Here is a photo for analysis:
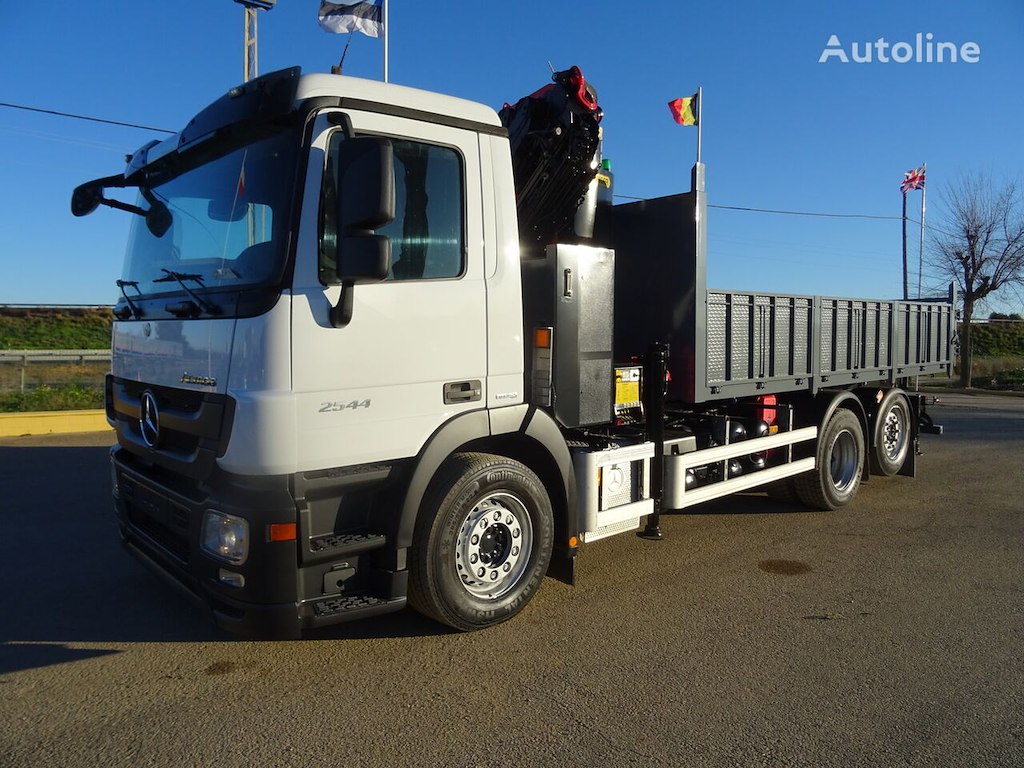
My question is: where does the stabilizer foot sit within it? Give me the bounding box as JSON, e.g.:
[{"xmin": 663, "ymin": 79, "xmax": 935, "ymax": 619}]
[{"xmin": 639, "ymin": 521, "xmax": 663, "ymax": 540}]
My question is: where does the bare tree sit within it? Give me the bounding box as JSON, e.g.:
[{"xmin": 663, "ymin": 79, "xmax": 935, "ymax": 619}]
[{"xmin": 929, "ymin": 173, "xmax": 1024, "ymax": 386}]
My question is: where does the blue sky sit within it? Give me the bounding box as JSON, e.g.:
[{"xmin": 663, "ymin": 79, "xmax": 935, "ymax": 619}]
[{"xmin": 1, "ymin": 0, "xmax": 1022, "ymax": 311}]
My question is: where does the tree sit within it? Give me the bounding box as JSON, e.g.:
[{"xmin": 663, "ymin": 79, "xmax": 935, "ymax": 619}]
[{"xmin": 929, "ymin": 173, "xmax": 1024, "ymax": 386}]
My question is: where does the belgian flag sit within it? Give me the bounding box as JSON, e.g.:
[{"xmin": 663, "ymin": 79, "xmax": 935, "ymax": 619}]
[{"xmin": 668, "ymin": 93, "xmax": 699, "ymax": 126}]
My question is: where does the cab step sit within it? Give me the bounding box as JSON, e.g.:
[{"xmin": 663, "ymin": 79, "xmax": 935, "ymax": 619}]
[
  {"xmin": 307, "ymin": 594, "xmax": 406, "ymax": 627},
  {"xmin": 309, "ymin": 532, "xmax": 387, "ymax": 556}
]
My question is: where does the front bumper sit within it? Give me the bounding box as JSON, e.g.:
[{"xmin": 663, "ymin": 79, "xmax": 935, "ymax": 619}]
[
  {"xmin": 111, "ymin": 446, "xmax": 408, "ymax": 637},
  {"xmin": 112, "ymin": 445, "xmax": 304, "ymax": 638}
]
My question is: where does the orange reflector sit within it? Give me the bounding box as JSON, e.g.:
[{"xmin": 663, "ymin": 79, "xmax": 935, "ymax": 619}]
[
  {"xmin": 568, "ymin": 536, "xmax": 579, "ymax": 548},
  {"xmin": 534, "ymin": 327, "xmax": 552, "ymax": 349},
  {"xmin": 269, "ymin": 523, "xmax": 297, "ymax": 542}
]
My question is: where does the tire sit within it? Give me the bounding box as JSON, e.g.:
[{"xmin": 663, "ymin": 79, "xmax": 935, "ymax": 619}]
[
  {"xmin": 764, "ymin": 478, "xmax": 798, "ymax": 504},
  {"xmin": 408, "ymin": 452, "xmax": 554, "ymax": 631},
  {"xmin": 794, "ymin": 408, "xmax": 865, "ymax": 510},
  {"xmin": 871, "ymin": 389, "xmax": 911, "ymax": 477}
]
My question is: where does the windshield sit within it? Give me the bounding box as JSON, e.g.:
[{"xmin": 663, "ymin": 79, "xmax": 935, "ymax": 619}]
[{"xmin": 121, "ymin": 129, "xmax": 298, "ymax": 297}]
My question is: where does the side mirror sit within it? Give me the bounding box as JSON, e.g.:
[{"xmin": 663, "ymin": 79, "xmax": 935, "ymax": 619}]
[
  {"xmin": 338, "ymin": 136, "xmax": 396, "ymax": 232},
  {"xmin": 71, "ymin": 183, "xmax": 102, "ymax": 217},
  {"xmin": 329, "ymin": 136, "xmax": 395, "ymax": 328},
  {"xmin": 146, "ymin": 200, "xmax": 173, "ymax": 238},
  {"xmin": 335, "ymin": 137, "xmax": 395, "ymax": 285},
  {"xmin": 72, "ymin": 177, "xmax": 172, "ymax": 238}
]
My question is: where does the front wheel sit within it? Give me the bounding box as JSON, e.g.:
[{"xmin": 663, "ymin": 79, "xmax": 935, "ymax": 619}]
[
  {"xmin": 794, "ymin": 408, "xmax": 865, "ymax": 510},
  {"xmin": 408, "ymin": 453, "xmax": 554, "ymax": 631}
]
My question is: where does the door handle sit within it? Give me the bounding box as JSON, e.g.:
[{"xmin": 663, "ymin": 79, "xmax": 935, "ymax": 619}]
[{"xmin": 444, "ymin": 380, "xmax": 482, "ymax": 404}]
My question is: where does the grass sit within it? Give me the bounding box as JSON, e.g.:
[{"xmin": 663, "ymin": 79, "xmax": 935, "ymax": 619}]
[
  {"xmin": 927, "ymin": 355, "xmax": 1024, "ymax": 392},
  {"xmin": 966, "ymin": 355, "xmax": 1024, "ymax": 377},
  {"xmin": 0, "ymin": 384, "xmax": 104, "ymax": 413},
  {"xmin": 969, "ymin": 358, "xmax": 1024, "ymax": 391},
  {"xmin": 0, "ymin": 307, "xmax": 112, "ymax": 350},
  {"xmin": 1, "ymin": 307, "xmax": 110, "ymax": 411}
]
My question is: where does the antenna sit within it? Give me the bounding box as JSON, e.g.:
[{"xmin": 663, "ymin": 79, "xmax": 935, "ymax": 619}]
[
  {"xmin": 233, "ymin": 0, "xmax": 276, "ymax": 82},
  {"xmin": 331, "ymin": 32, "xmax": 355, "ymax": 75}
]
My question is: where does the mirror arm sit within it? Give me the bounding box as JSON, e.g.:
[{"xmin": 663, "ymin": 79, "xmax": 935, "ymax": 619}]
[
  {"xmin": 329, "ymin": 282, "xmax": 356, "ymax": 328},
  {"xmin": 99, "ymin": 197, "xmax": 149, "ymax": 217}
]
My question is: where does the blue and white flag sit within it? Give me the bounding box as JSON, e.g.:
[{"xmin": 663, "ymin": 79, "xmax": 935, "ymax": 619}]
[{"xmin": 318, "ymin": 1, "xmax": 384, "ymax": 38}]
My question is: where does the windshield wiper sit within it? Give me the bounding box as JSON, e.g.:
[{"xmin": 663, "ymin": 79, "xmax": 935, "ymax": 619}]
[
  {"xmin": 154, "ymin": 269, "xmax": 222, "ymax": 316},
  {"xmin": 114, "ymin": 280, "xmax": 144, "ymax": 320}
]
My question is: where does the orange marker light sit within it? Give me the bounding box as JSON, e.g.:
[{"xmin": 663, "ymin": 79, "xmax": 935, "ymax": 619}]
[
  {"xmin": 534, "ymin": 327, "xmax": 552, "ymax": 349},
  {"xmin": 269, "ymin": 523, "xmax": 297, "ymax": 542},
  {"xmin": 568, "ymin": 536, "xmax": 579, "ymax": 548}
]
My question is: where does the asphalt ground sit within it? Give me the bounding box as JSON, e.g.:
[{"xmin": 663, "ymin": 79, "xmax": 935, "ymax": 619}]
[{"xmin": 1, "ymin": 392, "xmax": 1021, "ymax": 767}]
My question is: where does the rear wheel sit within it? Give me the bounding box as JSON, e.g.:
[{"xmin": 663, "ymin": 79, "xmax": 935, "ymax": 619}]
[
  {"xmin": 871, "ymin": 389, "xmax": 911, "ymax": 476},
  {"xmin": 409, "ymin": 453, "xmax": 554, "ymax": 631},
  {"xmin": 764, "ymin": 478, "xmax": 799, "ymax": 504},
  {"xmin": 795, "ymin": 408, "xmax": 865, "ymax": 510}
]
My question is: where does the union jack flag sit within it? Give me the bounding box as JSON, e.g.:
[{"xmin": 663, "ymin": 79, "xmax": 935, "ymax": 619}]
[{"xmin": 901, "ymin": 165, "xmax": 926, "ymax": 194}]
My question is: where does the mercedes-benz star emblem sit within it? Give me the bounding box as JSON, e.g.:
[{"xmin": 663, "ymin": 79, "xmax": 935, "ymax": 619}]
[{"xmin": 140, "ymin": 390, "xmax": 161, "ymax": 448}]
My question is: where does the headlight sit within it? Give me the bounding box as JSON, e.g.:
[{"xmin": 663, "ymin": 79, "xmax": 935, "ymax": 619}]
[{"xmin": 201, "ymin": 511, "xmax": 249, "ymax": 564}]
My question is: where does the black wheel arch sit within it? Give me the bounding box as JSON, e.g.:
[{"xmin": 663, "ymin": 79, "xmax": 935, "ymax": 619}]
[
  {"xmin": 394, "ymin": 406, "xmax": 576, "ymax": 564},
  {"xmin": 784, "ymin": 389, "xmax": 870, "ymax": 481},
  {"xmin": 855, "ymin": 386, "xmax": 917, "ymax": 477}
]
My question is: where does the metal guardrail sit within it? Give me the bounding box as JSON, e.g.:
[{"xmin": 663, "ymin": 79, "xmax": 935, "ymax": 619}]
[
  {"xmin": 0, "ymin": 349, "xmax": 110, "ymax": 393},
  {"xmin": 0, "ymin": 349, "xmax": 111, "ymax": 363}
]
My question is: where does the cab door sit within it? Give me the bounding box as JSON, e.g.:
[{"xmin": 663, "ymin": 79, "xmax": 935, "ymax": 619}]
[{"xmin": 290, "ymin": 109, "xmax": 488, "ymax": 471}]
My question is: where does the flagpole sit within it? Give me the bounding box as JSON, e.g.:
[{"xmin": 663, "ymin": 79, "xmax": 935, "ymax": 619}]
[
  {"xmin": 917, "ymin": 163, "xmax": 926, "ymax": 297},
  {"xmin": 382, "ymin": 0, "xmax": 389, "ymax": 83},
  {"xmin": 901, "ymin": 191, "xmax": 909, "ymax": 301},
  {"xmin": 696, "ymin": 86, "xmax": 703, "ymax": 166}
]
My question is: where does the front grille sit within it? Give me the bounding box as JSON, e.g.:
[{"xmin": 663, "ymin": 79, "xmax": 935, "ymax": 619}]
[
  {"xmin": 110, "ymin": 378, "xmax": 233, "ymax": 480},
  {"xmin": 122, "ymin": 477, "xmax": 190, "ymax": 562}
]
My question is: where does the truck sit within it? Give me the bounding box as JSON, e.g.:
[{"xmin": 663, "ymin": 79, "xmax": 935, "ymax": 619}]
[{"xmin": 72, "ymin": 65, "xmax": 954, "ymax": 638}]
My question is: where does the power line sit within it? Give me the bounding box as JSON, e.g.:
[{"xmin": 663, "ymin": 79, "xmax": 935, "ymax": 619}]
[
  {"xmin": 0, "ymin": 101, "xmax": 174, "ymax": 135},
  {"xmin": 0, "ymin": 98, "xmax": 985, "ymax": 244},
  {"xmin": 709, "ymin": 203, "xmax": 960, "ymax": 238},
  {"xmin": 709, "ymin": 203, "xmax": 900, "ymax": 221},
  {"xmin": 614, "ymin": 194, "xmax": 961, "ymax": 238},
  {"xmin": 615, "ymin": 194, "xmax": 905, "ymax": 223}
]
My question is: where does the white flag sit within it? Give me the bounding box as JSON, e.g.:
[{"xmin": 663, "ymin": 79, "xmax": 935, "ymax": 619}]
[{"xmin": 318, "ymin": 1, "xmax": 383, "ymax": 38}]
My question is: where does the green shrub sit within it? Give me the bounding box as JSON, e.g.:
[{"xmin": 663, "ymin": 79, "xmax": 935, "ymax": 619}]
[
  {"xmin": 970, "ymin": 368, "xmax": 1024, "ymax": 391},
  {"xmin": 967, "ymin": 322, "xmax": 1024, "ymax": 357}
]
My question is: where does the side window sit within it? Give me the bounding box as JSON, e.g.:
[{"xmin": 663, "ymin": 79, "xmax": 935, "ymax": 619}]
[{"xmin": 319, "ymin": 131, "xmax": 465, "ymax": 284}]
